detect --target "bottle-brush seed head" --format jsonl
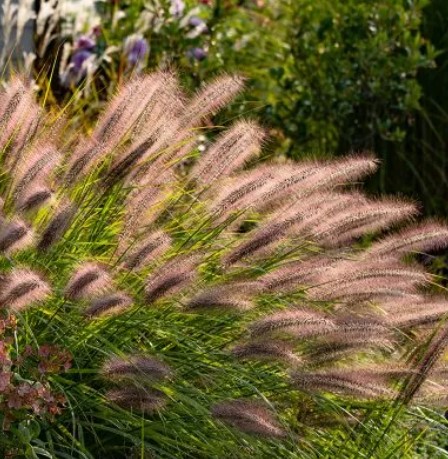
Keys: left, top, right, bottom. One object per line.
{"left": 0, "top": 71, "right": 447, "bottom": 446}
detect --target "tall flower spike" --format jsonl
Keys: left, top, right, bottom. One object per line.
{"left": 313, "top": 198, "right": 418, "bottom": 247}
{"left": 145, "top": 255, "right": 200, "bottom": 304}
{"left": 11, "top": 143, "right": 61, "bottom": 209}
{"left": 389, "top": 301, "right": 448, "bottom": 328}
{"left": 119, "top": 169, "right": 174, "bottom": 246}
{"left": 263, "top": 316, "right": 389, "bottom": 341}
{"left": 122, "top": 230, "right": 172, "bottom": 271}
{"left": 16, "top": 186, "right": 53, "bottom": 212}
{"left": 291, "top": 369, "right": 398, "bottom": 399}
{"left": 182, "top": 74, "right": 245, "bottom": 127}
{"left": 307, "top": 333, "right": 395, "bottom": 365}
{"left": 0, "top": 269, "right": 50, "bottom": 312}
{"left": 250, "top": 155, "right": 378, "bottom": 211}
{"left": 65, "top": 72, "right": 179, "bottom": 183}
{"left": 105, "top": 85, "right": 185, "bottom": 185}
{"left": 317, "top": 258, "right": 422, "bottom": 282}
{"left": 128, "top": 122, "right": 186, "bottom": 175}
{"left": 294, "top": 154, "right": 379, "bottom": 197}
{"left": 216, "top": 162, "right": 323, "bottom": 216}
{"left": 125, "top": 130, "right": 197, "bottom": 187}
{"left": 102, "top": 355, "right": 172, "bottom": 381}
{"left": 212, "top": 400, "right": 286, "bottom": 438}
{"left": 259, "top": 256, "right": 338, "bottom": 293}
{"left": 0, "top": 78, "right": 35, "bottom": 157}
{"left": 414, "top": 383, "right": 448, "bottom": 406}
{"left": 376, "top": 294, "right": 427, "bottom": 312}
{"left": 131, "top": 72, "right": 184, "bottom": 142}
{"left": 85, "top": 292, "right": 133, "bottom": 318}
{"left": 191, "top": 120, "right": 264, "bottom": 186}
{"left": 106, "top": 386, "right": 166, "bottom": 413}
{"left": 7, "top": 103, "right": 42, "bottom": 173}
{"left": 94, "top": 78, "right": 149, "bottom": 145}
{"left": 309, "top": 315, "right": 392, "bottom": 342}
{"left": 311, "top": 264, "right": 429, "bottom": 301}
{"left": 325, "top": 316, "right": 389, "bottom": 335}
{"left": 308, "top": 276, "right": 421, "bottom": 302}
{"left": 232, "top": 340, "right": 302, "bottom": 365}
{"left": 103, "top": 137, "right": 157, "bottom": 188}
{"left": 187, "top": 281, "right": 262, "bottom": 311}
{"left": 207, "top": 165, "right": 278, "bottom": 219}
{"left": 0, "top": 218, "right": 33, "bottom": 253}
{"left": 242, "top": 162, "right": 327, "bottom": 210}
{"left": 64, "top": 263, "right": 112, "bottom": 300}
{"left": 37, "top": 200, "right": 77, "bottom": 251}
{"left": 222, "top": 192, "right": 360, "bottom": 266}
{"left": 249, "top": 309, "right": 336, "bottom": 338}
{"left": 364, "top": 221, "right": 448, "bottom": 259}
{"left": 0, "top": 78, "right": 26, "bottom": 126}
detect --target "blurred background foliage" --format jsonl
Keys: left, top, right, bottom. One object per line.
{"left": 3, "top": 0, "right": 447, "bottom": 215}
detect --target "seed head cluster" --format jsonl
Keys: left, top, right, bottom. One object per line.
{"left": 0, "top": 73, "right": 447, "bottom": 439}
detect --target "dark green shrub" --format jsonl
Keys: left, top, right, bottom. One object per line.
{"left": 259, "top": 0, "right": 435, "bottom": 157}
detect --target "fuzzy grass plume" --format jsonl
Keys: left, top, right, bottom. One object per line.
{"left": 0, "top": 72, "right": 447, "bottom": 458}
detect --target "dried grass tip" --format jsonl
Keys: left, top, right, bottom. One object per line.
{"left": 102, "top": 355, "right": 172, "bottom": 381}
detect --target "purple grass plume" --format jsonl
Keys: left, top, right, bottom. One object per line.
{"left": 1, "top": 71, "right": 448, "bottom": 438}
{"left": 212, "top": 400, "right": 286, "bottom": 438}
{"left": 0, "top": 269, "right": 51, "bottom": 312}
{"left": 64, "top": 263, "right": 112, "bottom": 300}
{"left": 102, "top": 354, "right": 172, "bottom": 381}
{"left": 106, "top": 386, "right": 166, "bottom": 413}
{"left": 85, "top": 293, "right": 133, "bottom": 318}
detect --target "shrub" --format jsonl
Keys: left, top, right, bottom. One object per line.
{"left": 255, "top": 0, "right": 435, "bottom": 157}
{"left": 0, "top": 72, "right": 448, "bottom": 458}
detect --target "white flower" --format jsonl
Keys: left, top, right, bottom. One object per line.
{"left": 169, "top": 0, "right": 185, "bottom": 19}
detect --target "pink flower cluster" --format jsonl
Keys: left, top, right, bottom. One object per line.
{"left": 0, "top": 313, "right": 71, "bottom": 431}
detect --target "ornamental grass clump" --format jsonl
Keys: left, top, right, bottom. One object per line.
{"left": 0, "top": 72, "right": 448, "bottom": 458}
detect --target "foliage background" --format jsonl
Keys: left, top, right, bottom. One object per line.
{"left": 27, "top": 0, "right": 448, "bottom": 216}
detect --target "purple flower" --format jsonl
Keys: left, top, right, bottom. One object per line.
{"left": 71, "top": 49, "right": 94, "bottom": 72}
{"left": 170, "top": 0, "right": 185, "bottom": 18}
{"left": 188, "top": 16, "right": 205, "bottom": 28}
{"left": 75, "top": 35, "right": 96, "bottom": 51}
{"left": 60, "top": 49, "right": 95, "bottom": 87}
{"left": 187, "top": 47, "right": 207, "bottom": 61}
{"left": 123, "top": 35, "right": 149, "bottom": 68}
{"left": 186, "top": 16, "right": 208, "bottom": 38}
